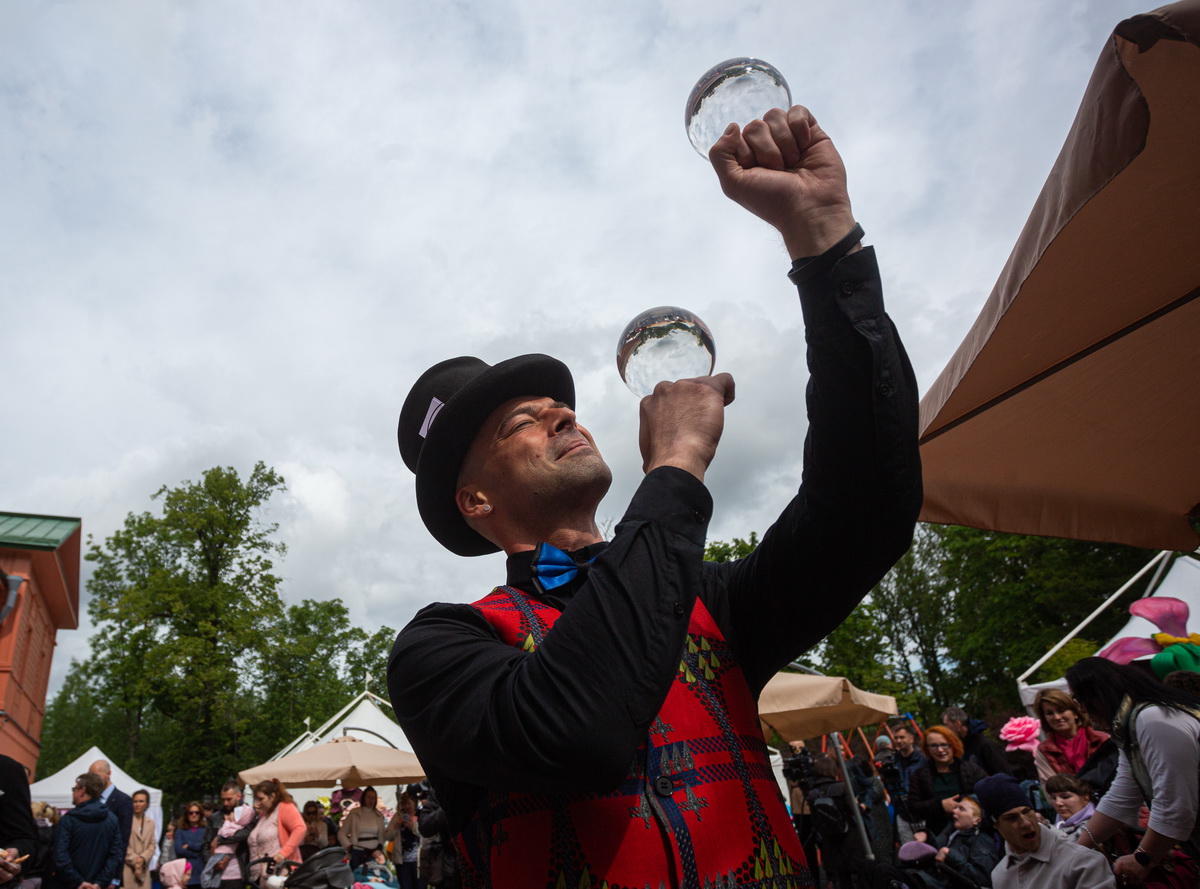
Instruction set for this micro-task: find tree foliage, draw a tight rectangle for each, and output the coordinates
[41,463,396,804]
[704,523,1155,725]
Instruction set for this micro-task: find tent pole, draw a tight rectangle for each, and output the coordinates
[1016,550,1171,686]
[830,731,874,862]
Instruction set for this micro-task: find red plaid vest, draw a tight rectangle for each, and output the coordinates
[453,585,812,889]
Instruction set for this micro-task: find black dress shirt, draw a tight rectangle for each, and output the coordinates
[389,246,923,834]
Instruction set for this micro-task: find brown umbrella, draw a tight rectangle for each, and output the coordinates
[757,673,897,740]
[238,736,426,788]
[918,1,1200,552]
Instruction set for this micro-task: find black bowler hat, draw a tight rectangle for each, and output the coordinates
[398,354,575,556]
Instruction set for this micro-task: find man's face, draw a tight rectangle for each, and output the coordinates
[893,728,914,754]
[458,395,612,524]
[995,806,1041,854]
[72,783,87,805]
[946,718,968,739]
[221,789,240,813]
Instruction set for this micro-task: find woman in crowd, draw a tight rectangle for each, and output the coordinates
[298,801,330,861]
[124,790,156,889]
[338,787,386,870]
[1032,688,1116,795]
[907,725,988,841]
[1045,773,1095,838]
[173,803,206,887]
[1068,657,1200,885]
[247,779,306,889]
[384,792,423,889]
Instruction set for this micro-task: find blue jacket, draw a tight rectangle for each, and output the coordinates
[53,798,123,889]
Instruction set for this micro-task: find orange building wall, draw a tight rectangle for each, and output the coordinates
[0,530,80,778]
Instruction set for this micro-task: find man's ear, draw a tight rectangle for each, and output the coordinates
[457,487,492,520]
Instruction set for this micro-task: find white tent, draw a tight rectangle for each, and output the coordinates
[30,745,165,862]
[263,690,414,810]
[1018,552,1200,708]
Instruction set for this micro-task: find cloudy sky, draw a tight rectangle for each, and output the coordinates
[2,0,1151,698]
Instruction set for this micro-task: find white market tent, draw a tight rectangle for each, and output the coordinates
[263,690,414,809]
[30,745,165,861]
[1018,552,1200,709]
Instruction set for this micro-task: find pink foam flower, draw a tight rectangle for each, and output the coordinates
[999,715,1041,753]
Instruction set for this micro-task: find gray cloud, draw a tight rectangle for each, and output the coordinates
[0,0,1150,696]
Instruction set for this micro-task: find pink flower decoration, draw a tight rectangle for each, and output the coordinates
[999,715,1041,753]
[1097,597,1190,664]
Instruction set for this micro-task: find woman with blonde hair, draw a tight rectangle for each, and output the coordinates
[247,780,306,889]
[124,790,156,889]
[1032,688,1116,793]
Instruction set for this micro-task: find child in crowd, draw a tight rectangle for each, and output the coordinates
[202,805,255,888]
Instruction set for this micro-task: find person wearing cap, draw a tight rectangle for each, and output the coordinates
[389,105,922,888]
[976,774,1115,889]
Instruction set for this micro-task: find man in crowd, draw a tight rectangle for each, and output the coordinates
[389,105,921,886]
[0,753,36,885]
[53,773,124,889]
[204,781,253,889]
[976,774,1114,888]
[890,724,926,843]
[942,706,1013,776]
[87,760,133,870]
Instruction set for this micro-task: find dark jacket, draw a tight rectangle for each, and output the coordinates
[962,720,1012,776]
[416,797,458,883]
[908,759,989,837]
[53,798,123,889]
[174,827,205,886]
[895,748,927,794]
[931,823,1000,887]
[104,788,134,864]
[0,754,36,860]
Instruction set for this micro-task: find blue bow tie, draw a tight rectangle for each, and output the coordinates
[531,542,595,594]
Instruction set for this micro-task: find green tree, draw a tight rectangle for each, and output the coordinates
[937,526,1154,715]
[41,462,399,803]
[703,524,1157,725]
[247,600,397,757]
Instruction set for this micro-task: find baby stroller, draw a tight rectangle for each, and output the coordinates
[251,849,354,889]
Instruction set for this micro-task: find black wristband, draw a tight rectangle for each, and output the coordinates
[786,222,865,286]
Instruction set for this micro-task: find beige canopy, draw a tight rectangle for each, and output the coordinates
[238,736,426,789]
[758,673,897,740]
[918,1,1200,552]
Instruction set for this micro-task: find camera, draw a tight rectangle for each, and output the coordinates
[874,748,903,792]
[782,746,814,785]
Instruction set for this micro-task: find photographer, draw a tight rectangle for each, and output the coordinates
[787,752,859,889]
[784,743,820,871]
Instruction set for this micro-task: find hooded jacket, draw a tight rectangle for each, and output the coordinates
[53,798,123,889]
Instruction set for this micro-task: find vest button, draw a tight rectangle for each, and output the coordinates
[653,776,675,797]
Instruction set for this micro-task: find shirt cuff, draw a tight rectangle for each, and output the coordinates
[795,246,885,328]
[621,466,713,548]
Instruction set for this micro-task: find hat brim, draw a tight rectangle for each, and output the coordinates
[415,354,574,556]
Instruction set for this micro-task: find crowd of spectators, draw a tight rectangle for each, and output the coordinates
[786,675,1200,889]
[6,774,449,889]
[3,658,1199,889]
